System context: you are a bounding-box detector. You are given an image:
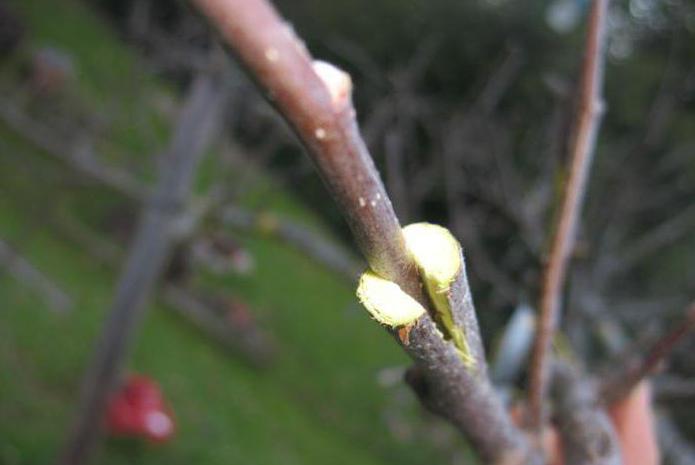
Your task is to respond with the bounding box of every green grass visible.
[0,1,460,464]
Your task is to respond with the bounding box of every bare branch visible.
[52,208,275,367]
[56,71,228,465]
[528,0,609,430]
[162,286,275,367]
[616,202,695,275]
[0,237,73,313]
[0,102,147,201]
[192,1,537,463]
[654,374,695,401]
[220,206,363,282]
[600,301,695,405]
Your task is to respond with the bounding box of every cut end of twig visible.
[356,270,426,327]
[402,223,476,368]
[312,60,353,110]
[402,223,461,291]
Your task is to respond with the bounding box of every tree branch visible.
[56,70,228,465]
[0,102,148,202]
[51,207,278,368]
[220,205,363,282]
[162,286,275,367]
[192,0,537,463]
[528,0,609,431]
[0,237,73,313]
[600,301,695,405]
[615,202,695,276]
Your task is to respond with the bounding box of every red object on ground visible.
[105,375,175,443]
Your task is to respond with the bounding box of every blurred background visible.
[1,0,694,463]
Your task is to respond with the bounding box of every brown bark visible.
[191,0,537,463]
[528,0,609,430]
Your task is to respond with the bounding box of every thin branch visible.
[56,71,228,465]
[615,202,695,275]
[586,289,693,465]
[220,206,363,282]
[192,1,537,463]
[528,0,609,431]
[162,286,275,367]
[654,374,695,401]
[3,97,363,283]
[0,102,148,201]
[600,301,695,405]
[0,237,73,313]
[51,208,275,367]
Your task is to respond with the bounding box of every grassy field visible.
[0,1,464,464]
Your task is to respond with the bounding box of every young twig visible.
[528,0,609,431]
[601,301,695,405]
[615,202,695,276]
[220,205,363,282]
[162,286,275,367]
[0,102,147,202]
[193,1,537,463]
[52,208,276,368]
[0,237,73,313]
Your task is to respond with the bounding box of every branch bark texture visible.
[220,205,363,282]
[192,1,539,463]
[528,0,609,430]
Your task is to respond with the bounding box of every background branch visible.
[528,0,609,430]
[220,206,363,282]
[0,237,73,313]
[56,69,228,465]
[0,102,147,201]
[600,301,695,405]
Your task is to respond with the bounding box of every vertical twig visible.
[220,206,364,281]
[528,0,609,431]
[56,71,228,465]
